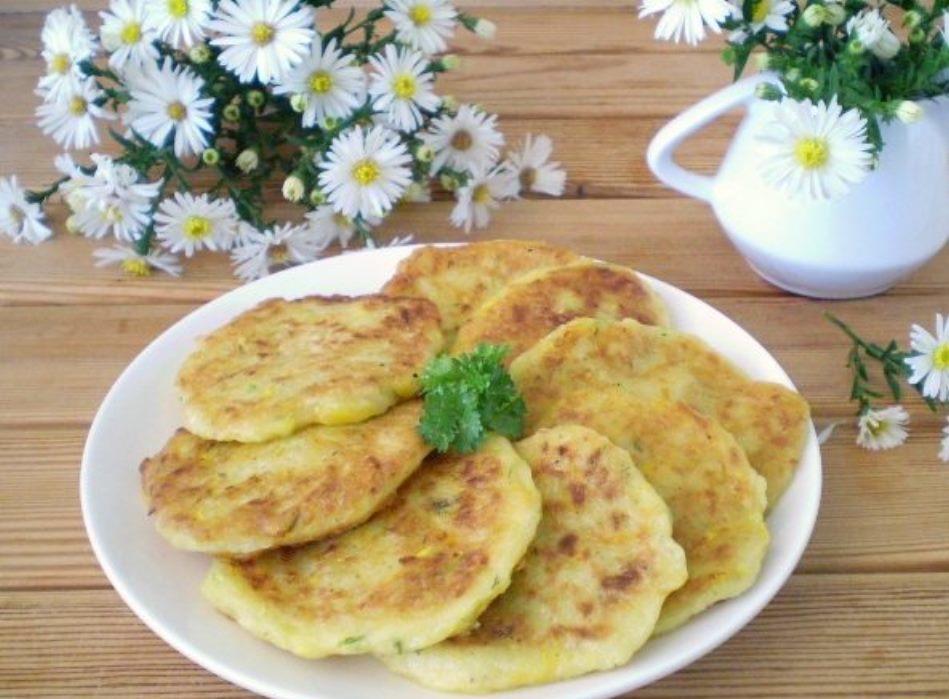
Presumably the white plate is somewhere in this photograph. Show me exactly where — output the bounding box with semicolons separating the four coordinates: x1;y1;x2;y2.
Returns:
81;244;821;699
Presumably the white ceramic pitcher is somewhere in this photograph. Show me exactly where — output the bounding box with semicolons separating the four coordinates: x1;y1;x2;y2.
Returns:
647;74;949;299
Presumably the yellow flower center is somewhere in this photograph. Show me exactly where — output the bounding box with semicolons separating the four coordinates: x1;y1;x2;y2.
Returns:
472;184;492;204
50;53;71;75
451;129;473;151
519;167;537;189
270;243;290;265
168;0;189;19
68;96;88;116
751;0;771;23
121;258;152;277
933;343;949;370
793;137;829;170
251;22;276;46
352;159;381;186
9;206;25;226
121;21;142;45
392;74;417;100
333;213;352;228
183;215;213;240
409;4;432;26
167;101;187;121
104;205;124;223
865;417;885;437
309;70;333;94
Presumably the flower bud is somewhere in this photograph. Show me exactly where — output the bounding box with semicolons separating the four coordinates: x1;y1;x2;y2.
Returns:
222;104;241;122
189;43;212;64
202;148;221;166
247;90;266;108
441;94;458;112
290;93;309;113
799;77;819;93
848;39;866;55
903;10;922;28
823;2;846;25
65;214;82;234
236;149;259;174
309;189;327;206
282;175;305;203
473;19;496;39
785;67;801;83
65;189;87;213
440;173;459;191
323;116;340;131
802;4;826;27
441;54;461;70
908;27;925;43
754;82;783;101
753;52;771;70
415;143;435;163
895;100;924;124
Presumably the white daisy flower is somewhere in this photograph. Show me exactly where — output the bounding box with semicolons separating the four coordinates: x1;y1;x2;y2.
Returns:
639;0;734;45
145;0;212;49
36;79;113;151
757;96;873;200
744;0;795;32
0;176;53;245
70;154;161;241
273;39;366;128
317;125;413;220
421;104;504;174
230;222;329;281
154;192;239;256
368;44;440;132
846;10;900;60
502;133;566;197
449;166;515;233
939;418;949;463
856;405;909;451
365;233;416;249
37;5;98;102
93;244;182;277
210;0;316;85
124;58;214;158
303;205;380;248
100;0;160;71
906;314;949;402
384;0;458;55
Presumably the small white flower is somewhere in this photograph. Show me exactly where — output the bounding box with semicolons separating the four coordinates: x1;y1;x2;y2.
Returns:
906;314;949;402
282;175;305;203
366;233;415;249
757;96;873;199
894;100;924;124
744;0;795;32
145;0;212;49
303;205;380;248
124;59;214;159
273;39;366;128
93;244;182;276
100;0;159;71
230;222;329;281
368;44;440;132
236;149;260;173
0;176;53;244
384;0;458;54
37;5;99;102
36;79;113;151
70;154;161;241
450;166;514;233
502;133;566;197
422;104;504;174
210;0;316;85
856;406;909;451
154;192;239;256
639;0;734;45
939;418;949;463
847;10;900;60
317;125;413;220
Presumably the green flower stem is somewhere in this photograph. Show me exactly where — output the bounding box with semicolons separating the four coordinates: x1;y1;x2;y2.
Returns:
26;176;69;205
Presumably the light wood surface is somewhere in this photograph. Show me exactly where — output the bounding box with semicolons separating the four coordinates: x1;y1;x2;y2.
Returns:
1;2;947;697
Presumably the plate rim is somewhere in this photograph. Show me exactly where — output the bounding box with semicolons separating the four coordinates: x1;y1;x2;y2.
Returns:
80;243;822;699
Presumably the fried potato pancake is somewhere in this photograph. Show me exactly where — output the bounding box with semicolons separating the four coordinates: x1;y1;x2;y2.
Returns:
452;261;670;364
141;401;431;557
176;295;444;443
201;436;542;659
382;240;579;338
382;425;686;692
510;318;810;507
535;394;769;633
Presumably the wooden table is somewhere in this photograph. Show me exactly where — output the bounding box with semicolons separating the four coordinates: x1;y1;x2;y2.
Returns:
2;1;948;696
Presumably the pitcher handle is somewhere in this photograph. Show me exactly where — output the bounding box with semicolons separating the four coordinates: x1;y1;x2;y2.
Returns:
646;74;772;202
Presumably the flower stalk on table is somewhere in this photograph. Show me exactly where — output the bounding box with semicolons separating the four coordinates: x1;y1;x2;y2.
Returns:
0;0;566;280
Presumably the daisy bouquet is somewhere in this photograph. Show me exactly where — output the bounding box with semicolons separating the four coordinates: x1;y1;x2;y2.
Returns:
640;0;949;198
0;1;566;280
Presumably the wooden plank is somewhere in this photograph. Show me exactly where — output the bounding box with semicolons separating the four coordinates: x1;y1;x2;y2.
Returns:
1;575;947;696
1;422;947;591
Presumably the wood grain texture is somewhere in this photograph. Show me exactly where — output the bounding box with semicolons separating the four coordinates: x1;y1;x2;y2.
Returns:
1;1;947;697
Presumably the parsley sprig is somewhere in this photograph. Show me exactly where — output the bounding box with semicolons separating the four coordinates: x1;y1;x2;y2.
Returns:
418;344;526;454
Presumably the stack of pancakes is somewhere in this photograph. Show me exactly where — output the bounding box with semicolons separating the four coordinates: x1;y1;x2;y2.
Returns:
140;240;810;692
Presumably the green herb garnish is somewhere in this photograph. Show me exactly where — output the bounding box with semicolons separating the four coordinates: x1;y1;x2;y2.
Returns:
418;344;526;454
